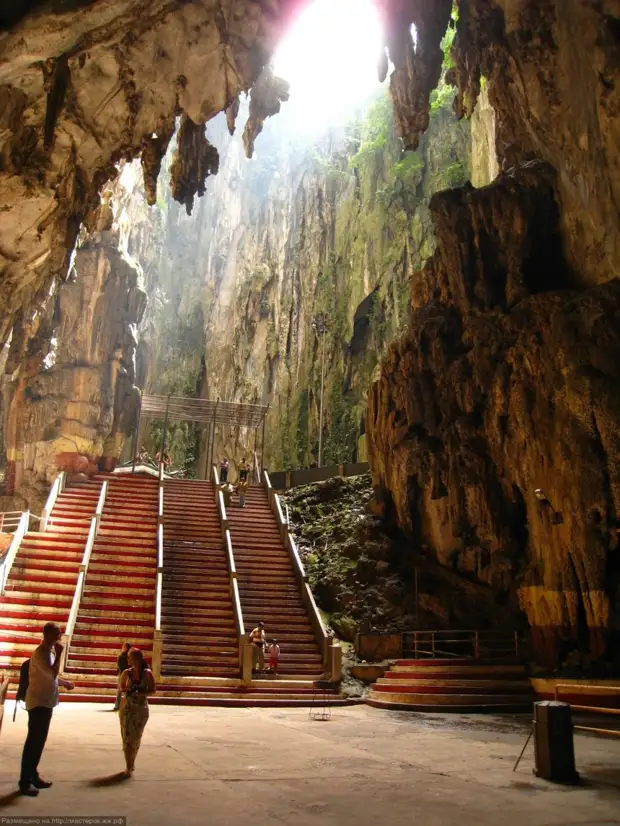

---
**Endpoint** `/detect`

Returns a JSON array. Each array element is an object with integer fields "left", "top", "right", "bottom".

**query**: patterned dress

[{"left": 119, "top": 668, "right": 150, "bottom": 752}]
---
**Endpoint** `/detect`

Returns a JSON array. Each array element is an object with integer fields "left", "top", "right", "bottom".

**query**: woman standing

[
  {"left": 119, "top": 648, "right": 155, "bottom": 776},
  {"left": 113, "top": 642, "right": 131, "bottom": 711}
]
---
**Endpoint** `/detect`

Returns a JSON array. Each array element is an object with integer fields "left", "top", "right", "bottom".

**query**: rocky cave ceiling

[{"left": 1, "top": 0, "right": 619, "bottom": 366}]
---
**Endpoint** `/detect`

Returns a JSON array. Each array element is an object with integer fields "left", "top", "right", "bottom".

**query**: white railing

[
  {"left": 0, "top": 510, "right": 29, "bottom": 595},
  {"left": 40, "top": 472, "right": 65, "bottom": 531},
  {"left": 262, "top": 470, "right": 332, "bottom": 675},
  {"left": 152, "top": 472, "right": 165, "bottom": 679},
  {"left": 95, "top": 480, "right": 108, "bottom": 532},
  {"left": 63, "top": 515, "right": 97, "bottom": 650},
  {"left": 155, "top": 521, "right": 163, "bottom": 631},
  {"left": 213, "top": 464, "right": 246, "bottom": 672},
  {"left": 0, "top": 511, "right": 25, "bottom": 533}
]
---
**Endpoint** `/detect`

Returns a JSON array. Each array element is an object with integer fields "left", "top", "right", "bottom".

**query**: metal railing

[
  {"left": 212, "top": 464, "right": 246, "bottom": 673},
  {"left": 263, "top": 470, "right": 332, "bottom": 676},
  {"left": 555, "top": 684, "right": 620, "bottom": 738},
  {"left": 150, "top": 467, "right": 166, "bottom": 679},
  {"left": 62, "top": 478, "right": 109, "bottom": 660},
  {"left": 403, "top": 629, "right": 521, "bottom": 660},
  {"left": 0, "top": 511, "right": 25, "bottom": 533},
  {"left": 0, "top": 510, "right": 29, "bottom": 596},
  {"left": 40, "top": 472, "right": 66, "bottom": 531},
  {"left": 63, "top": 517, "right": 97, "bottom": 654}
]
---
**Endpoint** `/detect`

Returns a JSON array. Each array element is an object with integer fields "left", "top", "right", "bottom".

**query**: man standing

[
  {"left": 19, "top": 623, "right": 74, "bottom": 796},
  {"left": 249, "top": 622, "right": 266, "bottom": 673}
]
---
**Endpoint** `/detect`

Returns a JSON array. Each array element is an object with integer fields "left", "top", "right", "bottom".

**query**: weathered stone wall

[
  {"left": 2, "top": 227, "right": 144, "bottom": 500},
  {"left": 367, "top": 163, "right": 620, "bottom": 668}
]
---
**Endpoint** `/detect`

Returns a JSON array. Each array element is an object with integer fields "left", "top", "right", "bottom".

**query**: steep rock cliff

[
  {"left": 367, "top": 162, "right": 620, "bottom": 668},
  {"left": 123, "top": 90, "right": 472, "bottom": 473},
  {"left": 2, "top": 220, "right": 144, "bottom": 501},
  {"left": 364, "top": 1, "right": 620, "bottom": 669}
]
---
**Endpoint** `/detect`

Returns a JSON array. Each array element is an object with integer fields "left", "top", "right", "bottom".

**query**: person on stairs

[
  {"left": 250, "top": 622, "right": 266, "bottom": 673},
  {"left": 19, "top": 623, "right": 75, "bottom": 796},
  {"left": 238, "top": 477, "right": 248, "bottom": 508},
  {"left": 268, "top": 640, "right": 280, "bottom": 675},
  {"left": 238, "top": 456, "right": 250, "bottom": 483},
  {"left": 113, "top": 642, "right": 132, "bottom": 711},
  {"left": 119, "top": 647, "right": 155, "bottom": 777},
  {"left": 220, "top": 457, "right": 230, "bottom": 483},
  {"left": 221, "top": 482, "right": 234, "bottom": 508}
]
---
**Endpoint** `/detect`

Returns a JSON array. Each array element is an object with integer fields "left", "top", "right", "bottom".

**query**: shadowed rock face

[
  {"left": 3, "top": 225, "right": 145, "bottom": 499},
  {"left": 364, "top": 1, "right": 620, "bottom": 667},
  {"left": 367, "top": 163, "right": 620, "bottom": 667}
]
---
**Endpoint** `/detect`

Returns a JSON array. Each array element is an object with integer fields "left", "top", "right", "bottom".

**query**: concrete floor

[{"left": 1, "top": 702, "right": 620, "bottom": 825}]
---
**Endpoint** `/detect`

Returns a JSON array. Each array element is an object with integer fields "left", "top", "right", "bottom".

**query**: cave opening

[{"left": 1, "top": 0, "right": 619, "bottom": 688}]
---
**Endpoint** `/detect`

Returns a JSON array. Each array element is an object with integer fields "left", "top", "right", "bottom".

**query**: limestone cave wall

[
  {"left": 366, "top": 0, "right": 620, "bottom": 669},
  {"left": 117, "top": 88, "right": 473, "bottom": 475}
]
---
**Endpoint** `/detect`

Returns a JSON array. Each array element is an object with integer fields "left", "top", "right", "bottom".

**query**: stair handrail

[
  {"left": 158, "top": 482, "right": 164, "bottom": 524},
  {"left": 0, "top": 509, "right": 29, "bottom": 596},
  {"left": 64, "top": 514, "right": 97, "bottom": 652},
  {"left": 218, "top": 489, "right": 228, "bottom": 534},
  {"left": 155, "top": 521, "right": 163, "bottom": 631},
  {"left": 263, "top": 470, "right": 331, "bottom": 676},
  {"left": 40, "top": 472, "right": 65, "bottom": 531},
  {"left": 213, "top": 464, "right": 245, "bottom": 672},
  {"left": 95, "top": 480, "right": 108, "bottom": 532},
  {"left": 225, "top": 529, "right": 237, "bottom": 577}
]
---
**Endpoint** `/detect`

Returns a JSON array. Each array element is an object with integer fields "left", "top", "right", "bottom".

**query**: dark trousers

[{"left": 20, "top": 707, "right": 53, "bottom": 787}]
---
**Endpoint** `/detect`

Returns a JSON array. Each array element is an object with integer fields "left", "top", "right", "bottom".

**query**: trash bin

[{"left": 533, "top": 700, "right": 579, "bottom": 783}]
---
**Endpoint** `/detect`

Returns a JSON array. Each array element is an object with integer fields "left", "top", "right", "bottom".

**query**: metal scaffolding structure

[{"left": 131, "top": 394, "right": 269, "bottom": 479}]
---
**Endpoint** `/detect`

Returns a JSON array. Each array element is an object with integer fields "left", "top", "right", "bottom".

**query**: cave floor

[{"left": 1, "top": 703, "right": 619, "bottom": 825}]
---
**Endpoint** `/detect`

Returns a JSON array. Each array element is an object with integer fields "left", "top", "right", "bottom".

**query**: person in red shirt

[{"left": 268, "top": 640, "right": 280, "bottom": 674}]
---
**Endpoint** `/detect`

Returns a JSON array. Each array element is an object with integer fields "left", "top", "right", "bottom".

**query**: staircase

[
  {"left": 0, "top": 478, "right": 101, "bottom": 683},
  {"left": 367, "top": 658, "right": 535, "bottom": 712},
  {"left": 63, "top": 474, "right": 158, "bottom": 699},
  {"left": 226, "top": 483, "right": 324, "bottom": 678},
  {"left": 160, "top": 479, "right": 238, "bottom": 678},
  {"left": 1, "top": 471, "right": 346, "bottom": 707}
]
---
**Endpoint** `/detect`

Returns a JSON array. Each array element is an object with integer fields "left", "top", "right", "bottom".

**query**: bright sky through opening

[{"left": 272, "top": 0, "right": 385, "bottom": 130}]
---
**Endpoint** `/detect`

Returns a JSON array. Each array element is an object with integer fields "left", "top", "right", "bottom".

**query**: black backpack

[{"left": 13, "top": 659, "right": 30, "bottom": 719}]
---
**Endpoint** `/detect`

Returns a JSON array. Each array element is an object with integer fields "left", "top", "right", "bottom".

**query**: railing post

[
  {"left": 241, "top": 643, "right": 254, "bottom": 684},
  {"left": 152, "top": 630, "right": 163, "bottom": 681},
  {"left": 95, "top": 480, "right": 107, "bottom": 533},
  {"left": 330, "top": 641, "right": 342, "bottom": 683}
]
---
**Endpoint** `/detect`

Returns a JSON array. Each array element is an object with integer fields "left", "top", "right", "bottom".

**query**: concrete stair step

[
  {"left": 6, "top": 581, "right": 77, "bottom": 596},
  {"left": 84, "top": 575, "right": 155, "bottom": 588},
  {"left": 15, "top": 549, "right": 84, "bottom": 562},
  {"left": 75, "top": 607, "right": 154, "bottom": 621},
  {"left": 79, "top": 597, "right": 154, "bottom": 610},
  {"left": 0, "top": 609, "right": 70, "bottom": 625},
  {"left": 1, "top": 591, "right": 73, "bottom": 605}
]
